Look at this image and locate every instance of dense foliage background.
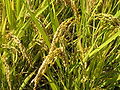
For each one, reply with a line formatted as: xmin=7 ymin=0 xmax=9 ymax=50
xmin=0 ymin=0 xmax=120 ymax=90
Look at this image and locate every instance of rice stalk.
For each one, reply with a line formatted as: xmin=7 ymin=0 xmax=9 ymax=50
xmin=5 ymin=33 xmax=32 ymax=66
xmin=1 ymin=52 xmax=12 ymax=90
xmin=32 ymin=17 xmax=75 ymax=89
xmin=0 ymin=0 xmax=120 ymax=89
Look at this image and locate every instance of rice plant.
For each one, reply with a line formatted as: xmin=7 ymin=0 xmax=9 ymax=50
xmin=0 ymin=0 xmax=120 ymax=90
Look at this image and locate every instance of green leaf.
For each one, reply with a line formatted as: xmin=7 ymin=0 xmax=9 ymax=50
xmin=16 ymin=0 xmax=22 ymax=16
xmin=44 ymin=75 xmax=58 ymax=90
xmin=89 ymin=30 xmax=120 ymax=57
xmin=19 ymin=71 xmax=35 ymax=90
xmin=25 ymin=2 xmax=51 ymax=48
xmin=5 ymin=0 xmax=15 ymax=28
xmin=114 ymin=10 xmax=120 ymax=18
xmin=49 ymin=0 xmax=59 ymax=33
xmin=35 ymin=0 xmax=55 ymax=17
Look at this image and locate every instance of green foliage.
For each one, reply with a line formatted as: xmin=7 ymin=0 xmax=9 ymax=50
xmin=0 ymin=0 xmax=120 ymax=90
